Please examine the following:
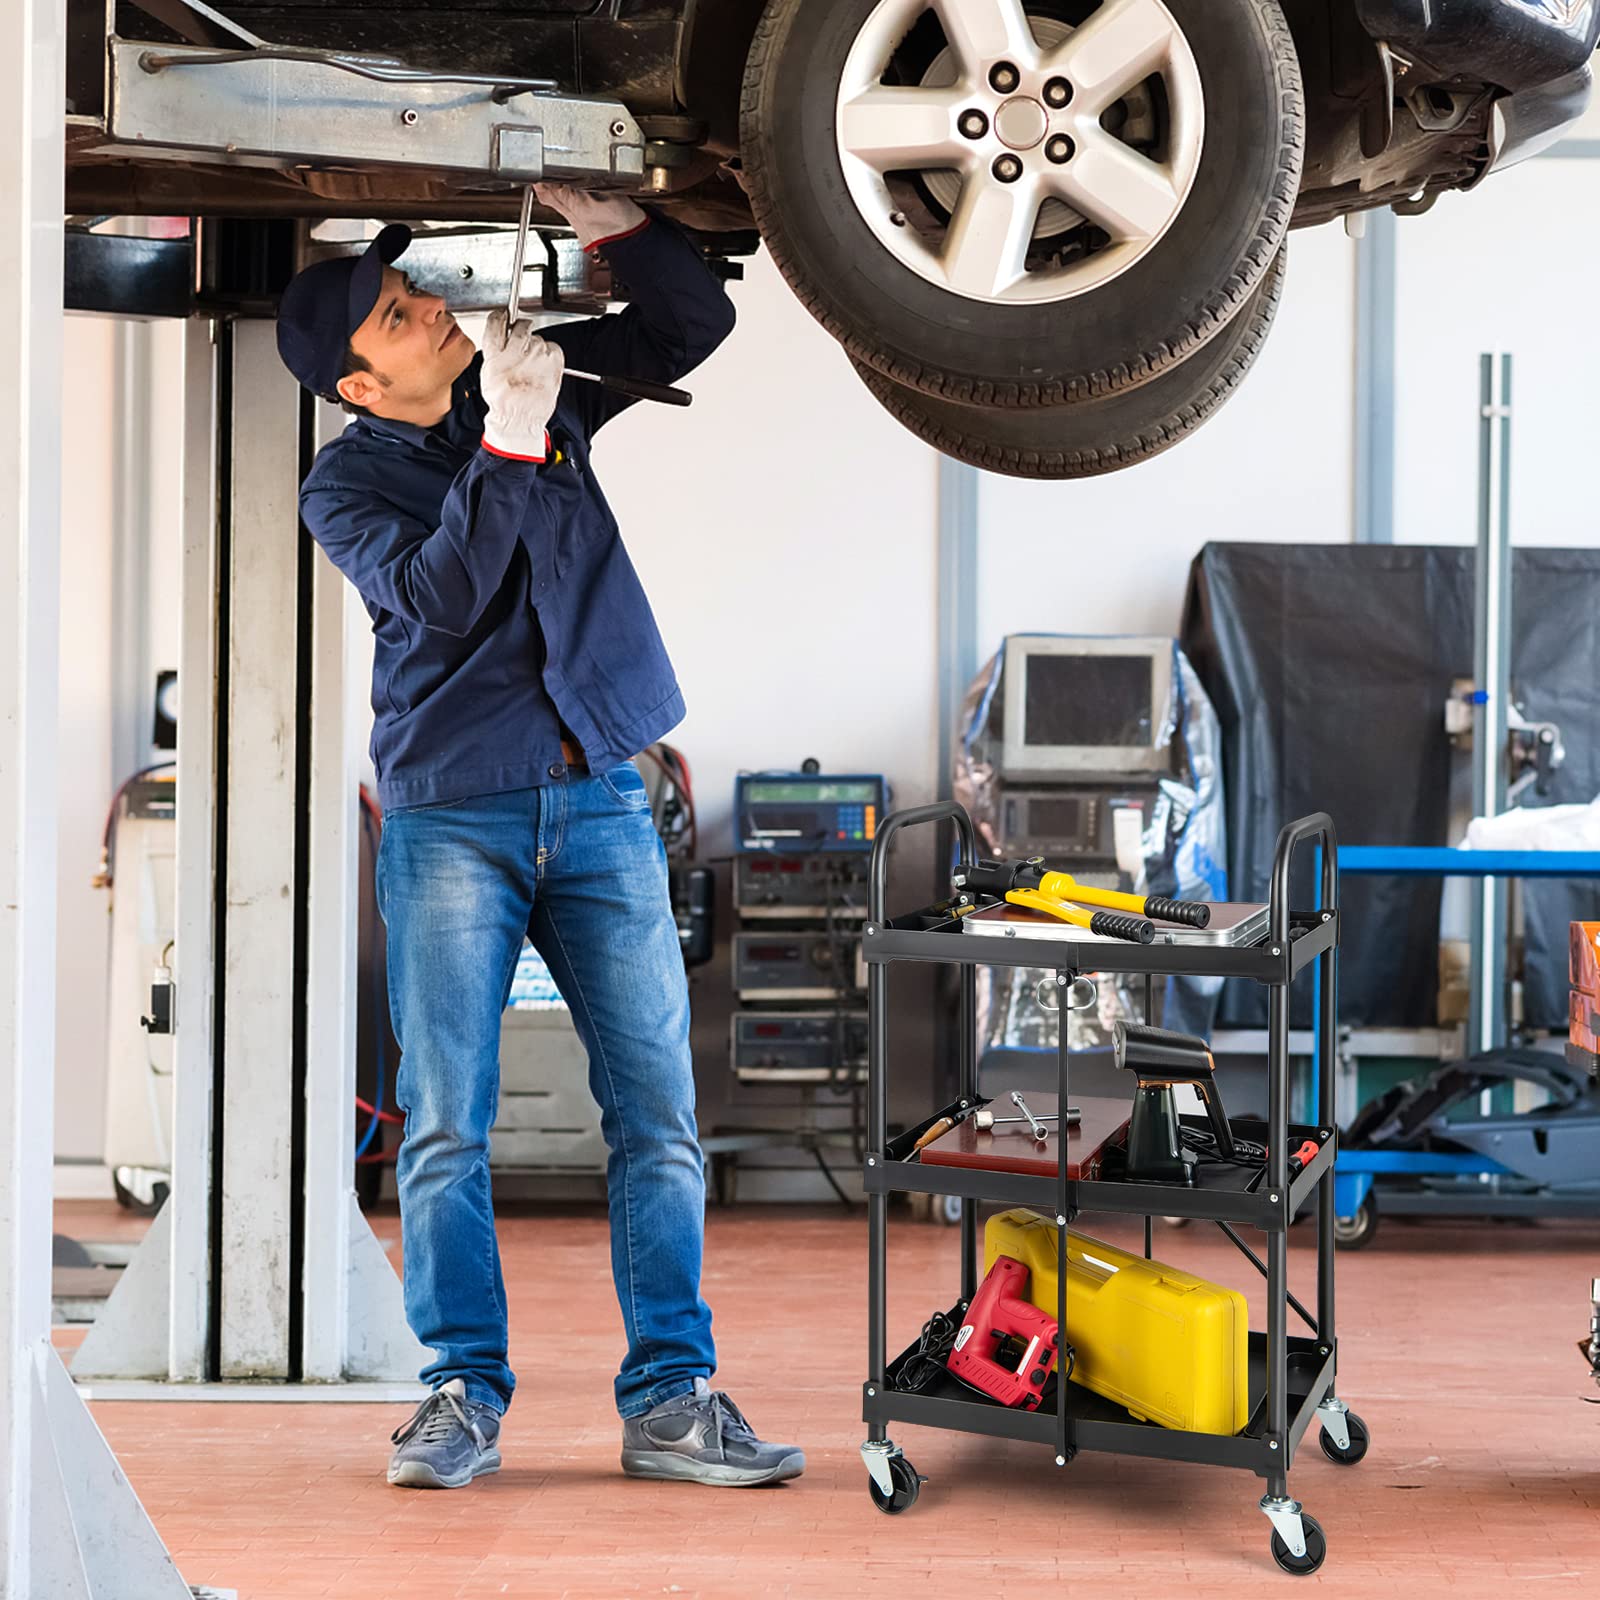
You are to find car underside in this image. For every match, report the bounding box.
[64,0,1598,478]
[65,0,1598,230]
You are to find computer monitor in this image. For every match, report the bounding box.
[999,635,1173,778]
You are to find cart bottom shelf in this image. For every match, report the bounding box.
[869,1309,1332,1473]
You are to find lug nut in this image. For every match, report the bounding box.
[959,109,989,139]
[1044,77,1072,107]
[989,61,1020,93]
[1045,134,1074,164]
[992,153,1024,183]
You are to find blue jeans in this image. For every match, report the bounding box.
[376,762,715,1418]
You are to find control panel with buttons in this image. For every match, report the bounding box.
[735,772,889,855]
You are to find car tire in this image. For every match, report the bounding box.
[850,243,1284,476]
[741,0,1303,407]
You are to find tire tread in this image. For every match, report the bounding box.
[852,246,1285,478]
[740,0,1305,406]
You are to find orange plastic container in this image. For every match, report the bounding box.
[1569,920,1600,996]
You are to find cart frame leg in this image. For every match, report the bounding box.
[1144,975,1155,1260]
[959,960,977,1301]
[1266,978,1290,1494]
[1316,868,1338,1381]
[1053,967,1075,1468]
[866,941,889,1442]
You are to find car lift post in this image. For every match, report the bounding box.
[70,226,426,1401]
[0,0,195,1589]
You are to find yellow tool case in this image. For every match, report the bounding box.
[984,1208,1250,1435]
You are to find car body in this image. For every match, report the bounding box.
[66,0,1600,475]
[69,0,1597,221]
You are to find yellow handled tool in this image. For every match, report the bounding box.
[957,856,1210,930]
[1034,871,1210,930]
[1005,889,1155,945]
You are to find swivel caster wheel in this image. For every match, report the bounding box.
[1333,1194,1377,1249]
[1319,1410,1370,1466]
[866,1455,924,1515]
[1270,1512,1327,1575]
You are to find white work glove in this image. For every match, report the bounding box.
[534,182,648,252]
[478,310,564,462]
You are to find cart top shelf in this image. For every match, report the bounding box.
[864,803,1341,986]
[863,903,1337,984]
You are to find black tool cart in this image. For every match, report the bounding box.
[858,803,1368,1576]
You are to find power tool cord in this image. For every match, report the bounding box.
[1181,1127,1268,1166]
[893,1310,961,1392]
[892,1308,1077,1394]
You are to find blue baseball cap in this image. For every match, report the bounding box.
[276,224,412,398]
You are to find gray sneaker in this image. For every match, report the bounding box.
[621,1378,805,1487]
[387,1379,502,1489]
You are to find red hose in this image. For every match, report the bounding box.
[355,1095,404,1126]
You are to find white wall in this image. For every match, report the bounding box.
[976,223,1360,658]
[55,316,118,1166]
[1393,153,1600,548]
[593,247,944,844]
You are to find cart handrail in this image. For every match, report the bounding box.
[868,801,979,925]
[1269,813,1339,949]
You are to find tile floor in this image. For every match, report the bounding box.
[51,1200,1600,1599]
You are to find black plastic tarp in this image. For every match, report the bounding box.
[1179,543,1600,1030]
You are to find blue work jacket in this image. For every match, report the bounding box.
[299,212,735,812]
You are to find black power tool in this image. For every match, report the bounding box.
[1113,1021,1236,1184]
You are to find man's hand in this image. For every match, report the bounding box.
[479,310,564,462]
[534,183,648,252]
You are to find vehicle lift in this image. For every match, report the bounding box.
[68,0,652,200]
[61,0,742,1400]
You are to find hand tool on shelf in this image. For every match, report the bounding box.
[911,1112,964,1152]
[972,1104,1080,1131]
[1286,1138,1322,1176]
[1009,1090,1050,1141]
[911,1098,1082,1152]
[506,184,693,408]
[1003,887,1156,945]
[957,855,1211,929]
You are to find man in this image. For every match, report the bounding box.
[276,185,803,1491]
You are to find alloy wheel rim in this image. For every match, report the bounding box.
[835,0,1206,306]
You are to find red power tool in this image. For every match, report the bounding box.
[947,1255,1061,1410]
